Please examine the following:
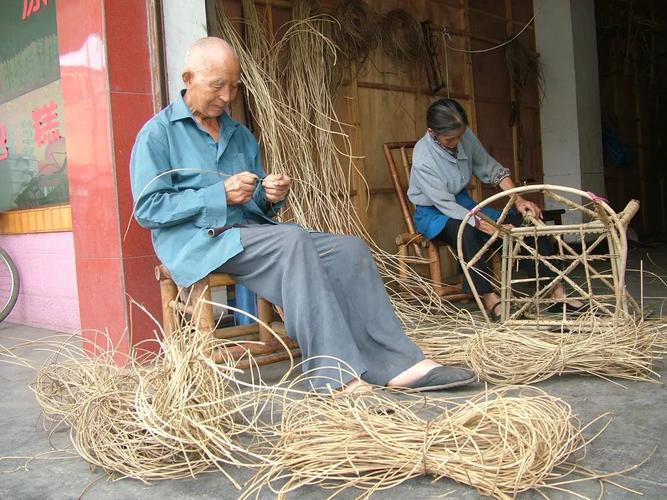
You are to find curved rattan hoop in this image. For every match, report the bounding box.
[456,184,638,324]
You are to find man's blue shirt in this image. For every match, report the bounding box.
[130,92,281,286]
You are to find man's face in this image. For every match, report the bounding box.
[184,59,241,118]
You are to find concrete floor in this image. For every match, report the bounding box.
[0,244,665,499]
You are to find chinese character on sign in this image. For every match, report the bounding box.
[32,101,61,147]
[0,125,9,161]
[21,119,35,157]
[22,0,48,20]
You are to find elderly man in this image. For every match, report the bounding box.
[130,37,474,392]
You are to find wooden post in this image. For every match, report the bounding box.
[156,266,177,337]
[427,242,444,296]
[397,243,409,282]
[190,277,215,335]
[500,233,510,321]
[504,0,522,186]
[634,61,649,234]
[345,61,369,230]
[257,296,274,342]
[463,0,484,203]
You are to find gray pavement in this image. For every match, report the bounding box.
[0,244,666,499]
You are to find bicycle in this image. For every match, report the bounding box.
[0,247,19,322]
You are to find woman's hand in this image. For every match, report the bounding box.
[475,218,499,236]
[475,218,513,236]
[498,177,543,219]
[262,173,291,203]
[515,197,542,219]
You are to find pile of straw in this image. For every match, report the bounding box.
[15,326,266,485]
[407,314,666,385]
[466,317,666,385]
[2,324,630,497]
[244,386,605,499]
[216,0,358,234]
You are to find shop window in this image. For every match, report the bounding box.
[0,0,70,233]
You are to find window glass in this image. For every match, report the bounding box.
[0,0,68,211]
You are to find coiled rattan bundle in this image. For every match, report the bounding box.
[465,316,665,385]
[379,8,428,69]
[26,324,265,485]
[0,310,648,497]
[243,386,595,499]
[331,0,379,65]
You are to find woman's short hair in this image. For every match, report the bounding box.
[426,98,468,135]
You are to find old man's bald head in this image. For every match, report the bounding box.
[182,37,241,119]
[184,37,239,74]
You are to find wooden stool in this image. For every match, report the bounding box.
[155,265,300,368]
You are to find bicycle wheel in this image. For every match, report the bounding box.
[0,247,19,322]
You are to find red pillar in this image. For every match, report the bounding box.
[56,0,162,356]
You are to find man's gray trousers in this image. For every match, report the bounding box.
[217,224,424,391]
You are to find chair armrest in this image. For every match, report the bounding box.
[395,232,429,247]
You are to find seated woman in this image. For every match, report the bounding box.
[408,98,582,320]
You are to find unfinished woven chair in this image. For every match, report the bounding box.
[155,265,299,368]
[456,185,640,326]
[383,141,472,300]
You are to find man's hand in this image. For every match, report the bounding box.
[515,197,542,219]
[262,173,291,203]
[224,171,258,205]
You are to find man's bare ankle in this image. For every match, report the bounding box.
[337,378,372,395]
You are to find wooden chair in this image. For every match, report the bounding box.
[155,265,300,369]
[383,141,471,300]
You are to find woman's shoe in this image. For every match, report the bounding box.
[545,302,590,315]
[488,301,502,322]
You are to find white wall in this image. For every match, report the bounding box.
[571,0,605,197]
[534,0,605,223]
[162,0,208,103]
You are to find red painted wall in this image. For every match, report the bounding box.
[56,0,162,356]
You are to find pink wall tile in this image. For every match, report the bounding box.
[0,232,81,332]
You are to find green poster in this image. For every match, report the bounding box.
[0,0,67,211]
[0,0,60,103]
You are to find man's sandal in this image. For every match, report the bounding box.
[400,366,476,393]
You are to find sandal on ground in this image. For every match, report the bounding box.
[488,301,503,322]
[400,366,476,393]
[488,302,526,322]
[545,302,590,315]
